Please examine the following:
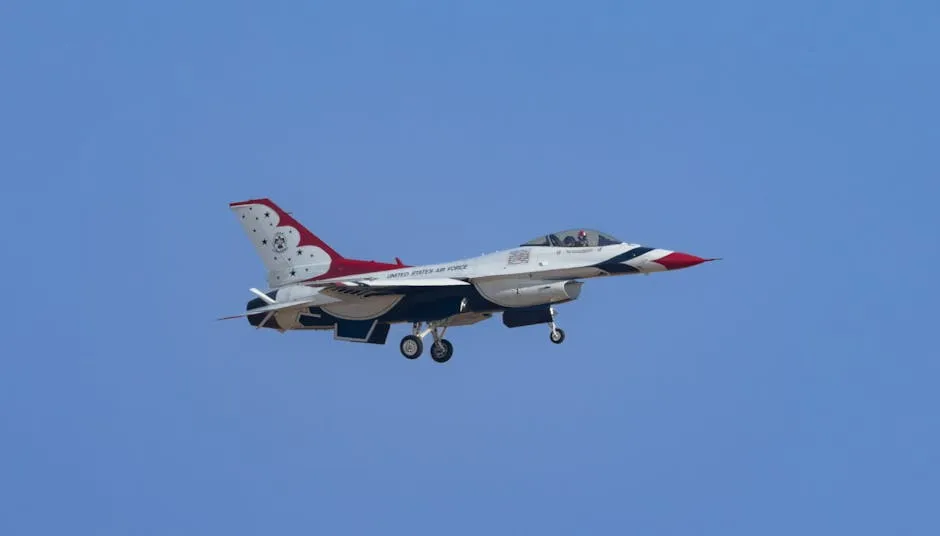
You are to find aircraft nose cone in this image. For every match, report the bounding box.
[655,251,711,270]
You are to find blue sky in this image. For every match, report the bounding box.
[3,1,938,534]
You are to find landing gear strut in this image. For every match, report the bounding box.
[549,306,566,344]
[399,321,454,363]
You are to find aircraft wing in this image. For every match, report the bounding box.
[218,278,474,327]
[307,277,471,298]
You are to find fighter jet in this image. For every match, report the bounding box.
[221,198,717,363]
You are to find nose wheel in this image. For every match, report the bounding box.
[400,321,455,363]
[549,306,566,344]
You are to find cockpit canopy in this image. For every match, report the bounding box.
[521,229,624,248]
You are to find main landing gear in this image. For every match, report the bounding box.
[400,321,454,363]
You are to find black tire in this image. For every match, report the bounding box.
[430,339,454,363]
[550,328,566,344]
[400,335,423,359]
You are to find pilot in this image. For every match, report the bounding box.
[576,230,590,247]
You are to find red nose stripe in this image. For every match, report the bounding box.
[655,252,708,270]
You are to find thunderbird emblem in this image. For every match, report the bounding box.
[272,232,288,253]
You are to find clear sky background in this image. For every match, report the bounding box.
[2,1,938,534]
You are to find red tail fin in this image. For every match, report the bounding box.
[230,198,344,259]
[229,198,406,286]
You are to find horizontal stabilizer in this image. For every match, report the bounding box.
[217,297,321,321]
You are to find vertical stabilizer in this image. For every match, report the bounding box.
[230,198,342,287]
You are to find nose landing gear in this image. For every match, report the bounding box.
[399,321,454,363]
[549,306,566,344]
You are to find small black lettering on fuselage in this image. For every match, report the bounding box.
[385,264,468,278]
